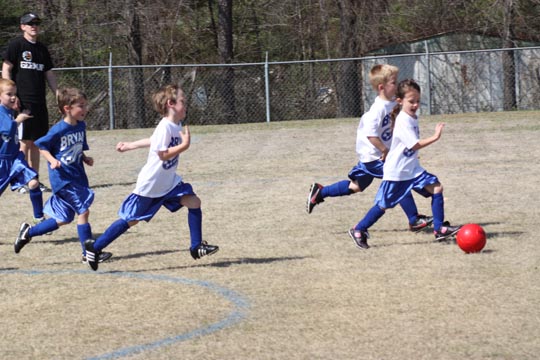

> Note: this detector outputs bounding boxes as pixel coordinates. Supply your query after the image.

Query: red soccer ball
[456,224,486,253]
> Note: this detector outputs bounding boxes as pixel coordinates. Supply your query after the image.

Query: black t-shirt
[1,36,54,104]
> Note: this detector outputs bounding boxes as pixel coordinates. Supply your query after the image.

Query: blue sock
[29,187,44,219]
[356,205,385,231]
[188,208,203,250]
[77,223,93,254]
[399,192,419,224]
[29,218,59,237]
[320,180,352,198]
[431,193,444,231]
[94,219,130,251]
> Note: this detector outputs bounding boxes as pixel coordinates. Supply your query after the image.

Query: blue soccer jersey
[35,119,90,192]
[0,105,20,159]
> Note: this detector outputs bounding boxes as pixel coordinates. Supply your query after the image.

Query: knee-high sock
[28,218,59,237]
[356,205,385,231]
[399,192,419,224]
[320,180,352,198]
[188,208,203,250]
[94,219,130,251]
[29,187,44,219]
[431,193,444,231]
[77,223,92,254]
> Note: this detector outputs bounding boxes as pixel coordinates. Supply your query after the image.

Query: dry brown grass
[1,111,539,359]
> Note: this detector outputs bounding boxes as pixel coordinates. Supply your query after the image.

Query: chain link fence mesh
[44,47,540,130]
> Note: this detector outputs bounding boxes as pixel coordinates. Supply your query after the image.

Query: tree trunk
[502,0,517,110]
[216,0,236,122]
[336,0,362,118]
[125,0,146,128]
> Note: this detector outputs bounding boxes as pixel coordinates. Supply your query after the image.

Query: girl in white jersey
[349,79,461,249]
[307,64,432,233]
[84,85,219,270]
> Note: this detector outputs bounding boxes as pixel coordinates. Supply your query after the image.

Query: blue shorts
[44,184,95,223]
[348,160,384,191]
[118,182,195,222]
[0,152,38,195]
[374,171,440,209]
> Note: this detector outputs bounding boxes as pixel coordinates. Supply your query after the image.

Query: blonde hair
[152,84,183,116]
[368,64,399,90]
[57,87,87,115]
[0,78,16,92]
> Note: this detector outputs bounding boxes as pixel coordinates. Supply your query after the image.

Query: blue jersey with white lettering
[0,105,20,159]
[35,119,89,192]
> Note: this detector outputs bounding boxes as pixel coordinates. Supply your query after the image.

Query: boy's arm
[39,149,61,169]
[367,136,389,160]
[14,111,32,124]
[82,152,94,166]
[157,125,191,161]
[116,138,151,152]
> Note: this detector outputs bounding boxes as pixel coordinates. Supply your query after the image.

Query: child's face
[398,88,421,118]
[0,85,18,109]
[380,74,398,100]
[64,99,89,120]
[172,90,187,121]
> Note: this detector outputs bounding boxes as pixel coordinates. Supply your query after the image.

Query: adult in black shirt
[2,12,57,190]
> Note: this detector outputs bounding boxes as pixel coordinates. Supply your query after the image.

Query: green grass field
[1,111,539,359]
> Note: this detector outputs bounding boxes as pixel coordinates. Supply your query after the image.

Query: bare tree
[214,0,236,122]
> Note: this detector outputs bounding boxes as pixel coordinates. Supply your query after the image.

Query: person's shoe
[306,183,324,214]
[84,239,101,271]
[18,185,29,194]
[33,216,52,235]
[39,182,51,192]
[14,223,32,253]
[348,228,370,249]
[81,251,113,264]
[434,225,462,241]
[409,214,434,232]
[190,243,219,260]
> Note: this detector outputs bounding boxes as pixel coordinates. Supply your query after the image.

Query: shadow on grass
[91,181,136,189]
[122,255,307,273]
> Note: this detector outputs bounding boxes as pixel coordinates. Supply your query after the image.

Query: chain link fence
[29,46,540,129]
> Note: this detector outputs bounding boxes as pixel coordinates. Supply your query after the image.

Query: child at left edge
[0,78,45,222]
[84,84,219,271]
[14,87,112,264]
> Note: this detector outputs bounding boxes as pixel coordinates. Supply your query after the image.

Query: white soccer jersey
[382,111,425,181]
[133,118,183,197]
[356,96,396,162]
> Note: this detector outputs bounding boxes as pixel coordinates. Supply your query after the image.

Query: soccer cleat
[190,243,219,260]
[348,228,370,249]
[306,182,324,214]
[84,239,101,271]
[434,225,462,241]
[14,223,32,253]
[39,182,51,192]
[81,251,113,264]
[409,214,434,232]
[18,185,29,194]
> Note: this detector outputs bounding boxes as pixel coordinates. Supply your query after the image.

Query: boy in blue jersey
[84,84,218,271]
[0,78,45,220]
[350,79,461,249]
[14,87,112,263]
[306,65,432,244]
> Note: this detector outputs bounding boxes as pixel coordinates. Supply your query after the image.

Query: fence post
[265,52,271,123]
[425,40,432,115]
[108,52,115,130]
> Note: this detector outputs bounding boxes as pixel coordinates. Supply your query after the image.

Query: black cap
[20,12,41,25]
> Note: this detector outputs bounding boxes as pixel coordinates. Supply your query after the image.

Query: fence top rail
[51,45,540,72]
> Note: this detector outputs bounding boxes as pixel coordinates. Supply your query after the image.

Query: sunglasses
[25,21,41,26]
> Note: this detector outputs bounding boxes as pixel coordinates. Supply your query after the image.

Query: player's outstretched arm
[412,122,445,151]
[116,138,151,152]
[40,149,61,169]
